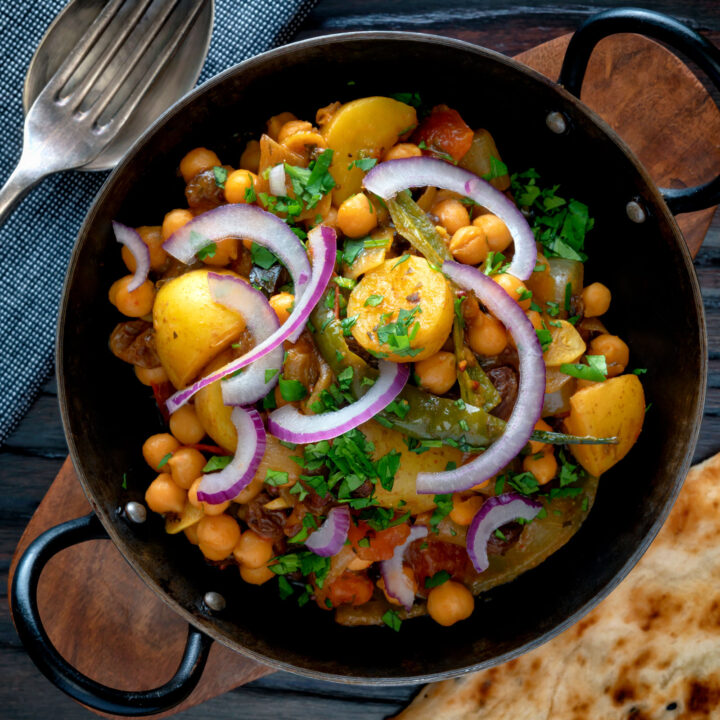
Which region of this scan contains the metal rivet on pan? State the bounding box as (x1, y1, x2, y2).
(545, 111, 567, 134)
(203, 591, 226, 612)
(124, 501, 147, 524)
(626, 200, 647, 223)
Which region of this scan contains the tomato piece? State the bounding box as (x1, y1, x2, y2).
(413, 105, 474, 162)
(348, 521, 411, 561)
(406, 538, 469, 595)
(325, 571, 374, 607)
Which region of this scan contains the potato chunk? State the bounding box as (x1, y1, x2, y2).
(347, 255, 453, 362)
(361, 421, 461, 515)
(544, 319, 586, 366)
(153, 269, 246, 389)
(564, 374, 645, 476)
(321, 96, 417, 204)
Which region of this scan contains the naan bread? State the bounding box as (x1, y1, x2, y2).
(395, 452, 720, 720)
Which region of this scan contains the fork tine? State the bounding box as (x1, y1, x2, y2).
(49, 0, 128, 97)
(67, 0, 156, 110)
(91, 0, 206, 129)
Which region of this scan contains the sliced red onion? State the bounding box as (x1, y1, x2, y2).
(379, 525, 428, 611)
(416, 261, 545, 494)
(466, 493, 541, 572)
(207, 273, 283, 407)
(162, 204, 311, 291)
(364, 157, 536, 281)
(113, 221, 150, 291)
(165, 225, 336, 414)
(268, 163, 286, 196)
(305, 506, 351, 557)
(268, 360, 409, 443)
(196, 407, 266, 504)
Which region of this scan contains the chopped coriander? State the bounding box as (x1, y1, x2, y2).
(278, 576, 294, 600)
(536, 327, 553, 351)
(376, 450, 401, 491)
(265, 469, 289, 487)
(581, 495, 589, 512)
(560, 354, 608, 382)
(213, 166, 228, 189)
(385, 399, 410, 419)
(121, 472, 127, 490)
(263, 392, 277, 410)
(392, 254, 411, 269)
(196, 241, 217, 260)
(391, 91, 421, 108)
(546, 301, 560, 317)
(430, 494, 453, 532)
(454, 296, 465, 327)
(357, 537, 371, 548)
(534, 263, 547, 272)
(508, 471, 540, 496)
(494, 529, 507, 541)
(425, 570, 451, 589)
(633, 368, 648, 375)
(364, 235, 390, 248)
(376, 306, 424, 357)
(481, 155, 508, 181)
(333, 276, 356, 290)
(251, 242, 279, 269)
(382, 609, 402, 632)
(445, 460, 457, 471)
(459, 419, 469, 432)
(342, 239, 364, 266)
(364, 294, 384, 307)
(244, 184, 256, 203)
(278, 376, 307, 401)
(375, 415, 394, 429)
(348, 157, 378, 171)
(157, 452, 172, 469)
(203, 455, 232, 472)
(340, 314, 358, 336)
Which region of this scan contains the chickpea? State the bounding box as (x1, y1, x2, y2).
(142, 433, 180, 471)
(108, 278, 122, 306)
(188, 478, 230, 516)
(269, 292, 294, 323)
(473, 214, 512, 253)
(283, 130, 326, 156)
(167, 447, 206, 490)
(240, 564, 275, 585)
(233, 530, 274, 569)
(162, 208, 193, 240)
(449, 225, 489, 265)
(169, 405, 205, 445)
(336, 193, 378, 238)
(383, 143, 422, 161)
(589, 334, 629, 377)
(145, 474, 186, 515)
(433, 199, 470, 235)
(184, 523, 200, 545)
(224, 170, 257, 204)
(427, 581, 474, 626)
(113, 276, 155, 318)
(450, 493, 484, 526)
(201, 237, 238, 266)
(526, 310, 543, 331)
(277, 119, 312, 144)
(239, 140, 260, 173)
(378, 566, 416, 606)
(529, 418, 552, 455)
(493, 273, 531, 311)
(414, 351, 456, 395)
(323, 206, 339, 230)
(523, 448, 557, 485)
(134, 365, 168, 386)
(197, 514, 241, 561)
(467, 313, 507, 356)
(266, 111, 297, 140)
(180, 147, 221, 183)
(582, 282, 612, 318)
(138, 226, 167, 270)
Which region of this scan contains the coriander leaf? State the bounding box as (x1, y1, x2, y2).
(279, 376, 307, 401)
(196, 242, 217, 260)
(251, 242, 279, 269)
(203, 455, 232, 472)
(536, 328, 552, 351)
(481, 156, 508, 181)
(265, 469, 289, 487)
(391, 92, 421, 108)
(213, 166, 228, 188)
(348, 157, 378, 171)
(364, 294, 384, 307)
(278, 576, 294, 599)
(157, 452, 173, 469)
(560, 354, 607, 382)
(376, 449, 401, 491)
(424, 570, 451, 589)
(430, 494, 453, 532)
(382, 609, 402, 631)
(342, 239, 365, 266)
(121, 473, 127, 490)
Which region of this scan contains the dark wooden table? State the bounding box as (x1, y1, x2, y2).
(3, 2, 720, 718)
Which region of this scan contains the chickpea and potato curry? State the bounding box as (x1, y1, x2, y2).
(109, 95, 645, 629)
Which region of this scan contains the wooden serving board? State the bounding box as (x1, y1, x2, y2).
(8, 32, 720, 719)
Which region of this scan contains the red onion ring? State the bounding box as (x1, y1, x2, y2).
(305, 506, 351, 557)
(363, 157, 536, 281)
(268, 164, 286, 196)
(112, 221, 150, 292)
(165, 224, 336, 414)
(162, 204, 312, 290)
(379, 525, 428, 610)
(416, 261, 545, 494)
(268, 360, 410, 443)
(196, 407, 266, 504)
(466, 493, 542, 572)
(207, 273, 283, 407)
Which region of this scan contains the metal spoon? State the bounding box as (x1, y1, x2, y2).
(0, 0, 213, 226)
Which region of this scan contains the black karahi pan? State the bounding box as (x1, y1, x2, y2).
(11, 8, 718, 716)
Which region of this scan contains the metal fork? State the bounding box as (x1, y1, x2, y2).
(0, 0, 206, 226)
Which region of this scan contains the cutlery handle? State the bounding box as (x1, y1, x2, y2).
(0, 155, 49, 227)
